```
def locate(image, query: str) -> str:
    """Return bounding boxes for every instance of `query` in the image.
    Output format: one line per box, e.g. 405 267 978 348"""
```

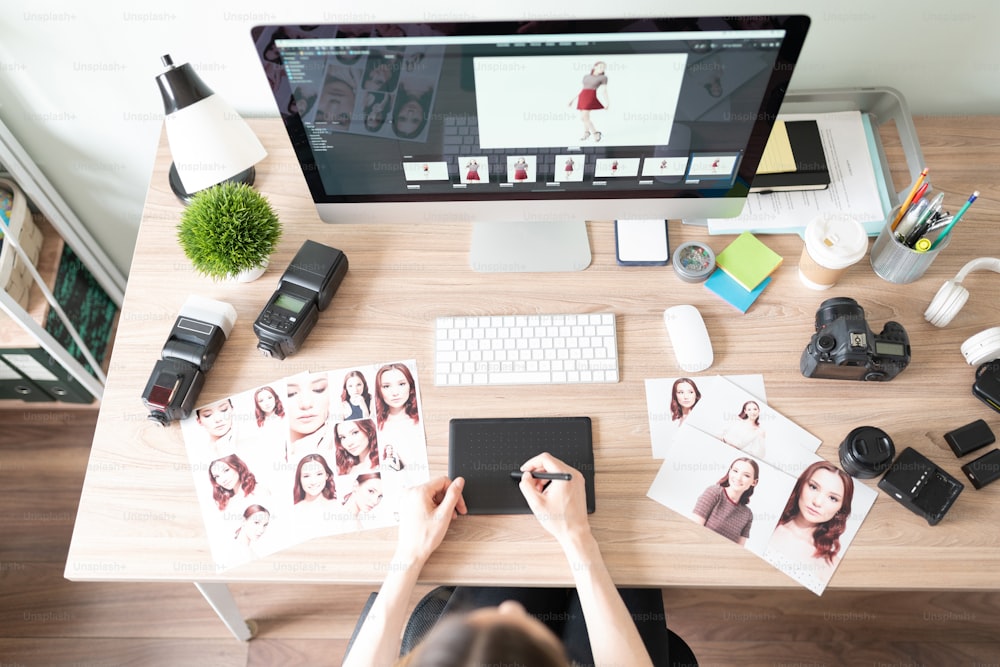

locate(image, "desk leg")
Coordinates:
194 582 255 641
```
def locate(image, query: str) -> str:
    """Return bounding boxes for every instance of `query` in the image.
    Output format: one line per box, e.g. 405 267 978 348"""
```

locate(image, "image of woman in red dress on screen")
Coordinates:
569 60 609 142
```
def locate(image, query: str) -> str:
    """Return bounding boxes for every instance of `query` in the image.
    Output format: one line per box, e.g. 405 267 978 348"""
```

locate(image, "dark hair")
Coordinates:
253 386 285 427
334 419 380 475
717 457 760 505
779 461 854 563
374 363 419 428
209 454 257 510
669 378 701 421
737 400 761 425
398 614 569 667
293 453 337 504
340 370 373 408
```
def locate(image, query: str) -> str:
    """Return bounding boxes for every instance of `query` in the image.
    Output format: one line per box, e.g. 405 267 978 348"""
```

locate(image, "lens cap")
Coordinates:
839 426 896 478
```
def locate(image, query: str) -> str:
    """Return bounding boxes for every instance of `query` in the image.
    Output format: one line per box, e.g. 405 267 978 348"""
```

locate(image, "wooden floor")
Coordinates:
3 408 999 666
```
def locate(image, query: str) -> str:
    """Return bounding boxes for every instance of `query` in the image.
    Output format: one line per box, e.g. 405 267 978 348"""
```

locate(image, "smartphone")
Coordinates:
615 219 669 266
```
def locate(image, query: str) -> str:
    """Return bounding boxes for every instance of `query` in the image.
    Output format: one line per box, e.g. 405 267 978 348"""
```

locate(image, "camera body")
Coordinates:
141 296 237 425
253 240 348 360
800 297 910 382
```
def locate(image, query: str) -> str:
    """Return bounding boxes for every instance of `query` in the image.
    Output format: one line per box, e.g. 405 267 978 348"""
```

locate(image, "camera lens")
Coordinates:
816 296 863 330
839 426 895 478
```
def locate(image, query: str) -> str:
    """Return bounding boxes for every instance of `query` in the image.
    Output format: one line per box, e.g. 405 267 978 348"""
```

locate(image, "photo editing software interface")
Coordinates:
252 17 808 208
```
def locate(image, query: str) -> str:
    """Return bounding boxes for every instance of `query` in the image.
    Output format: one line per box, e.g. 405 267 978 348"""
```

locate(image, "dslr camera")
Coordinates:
141 296 237 425
800 297 910 382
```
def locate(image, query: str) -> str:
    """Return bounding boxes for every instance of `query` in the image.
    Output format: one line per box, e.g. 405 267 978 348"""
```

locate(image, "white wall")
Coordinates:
1 0 997 277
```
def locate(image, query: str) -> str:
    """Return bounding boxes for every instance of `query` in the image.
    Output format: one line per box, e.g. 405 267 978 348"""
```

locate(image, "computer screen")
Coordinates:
251 16 810 271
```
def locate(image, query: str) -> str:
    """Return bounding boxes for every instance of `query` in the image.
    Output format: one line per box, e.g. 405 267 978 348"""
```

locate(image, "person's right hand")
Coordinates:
517 452 591 546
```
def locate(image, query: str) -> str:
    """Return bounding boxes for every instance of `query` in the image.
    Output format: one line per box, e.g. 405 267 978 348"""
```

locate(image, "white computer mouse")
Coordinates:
663 304 713 372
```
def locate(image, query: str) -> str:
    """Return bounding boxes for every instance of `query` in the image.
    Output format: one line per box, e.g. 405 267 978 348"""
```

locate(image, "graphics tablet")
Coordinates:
448 417 595 515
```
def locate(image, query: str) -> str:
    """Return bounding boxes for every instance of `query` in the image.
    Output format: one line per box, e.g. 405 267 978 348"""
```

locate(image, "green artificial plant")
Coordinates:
177 181 282 280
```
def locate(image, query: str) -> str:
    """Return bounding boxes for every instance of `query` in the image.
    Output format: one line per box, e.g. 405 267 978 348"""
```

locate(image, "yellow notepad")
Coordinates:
715 231 783 291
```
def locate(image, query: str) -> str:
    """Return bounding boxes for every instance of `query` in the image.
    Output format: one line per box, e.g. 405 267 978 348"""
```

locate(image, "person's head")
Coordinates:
363 93 389 132
363 58 396 92
341 370 372 406
238 504 270 542
315 67 357 127
401 602 570 666
209 454 257 510
334 419 379 475
780 461 854 562
392 86 432 139
738 400 761 425
717 457 759 505
286 373 330 439
253 386 285 427
591 60 606 76
293 453 337 503
669 378 701 421
374 363 419 427
346 472 383 513
196 398 234 440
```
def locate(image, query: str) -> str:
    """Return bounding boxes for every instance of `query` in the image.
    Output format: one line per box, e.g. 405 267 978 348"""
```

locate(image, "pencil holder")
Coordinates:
870 205 950 284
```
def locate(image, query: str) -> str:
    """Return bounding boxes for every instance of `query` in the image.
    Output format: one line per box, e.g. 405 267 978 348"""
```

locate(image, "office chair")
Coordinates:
344 586 698 666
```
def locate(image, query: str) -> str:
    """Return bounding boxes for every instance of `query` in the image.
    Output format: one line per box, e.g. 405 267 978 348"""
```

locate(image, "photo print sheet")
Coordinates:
681 375 821 475
645 375 766 459
645 376 877 595
180 360 429 570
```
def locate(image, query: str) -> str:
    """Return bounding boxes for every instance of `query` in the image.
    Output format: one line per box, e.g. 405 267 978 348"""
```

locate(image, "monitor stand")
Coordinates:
470 220 592 272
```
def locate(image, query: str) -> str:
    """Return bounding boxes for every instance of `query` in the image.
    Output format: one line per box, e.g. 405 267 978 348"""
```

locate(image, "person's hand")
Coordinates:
517 452 591 547
394 476 467 565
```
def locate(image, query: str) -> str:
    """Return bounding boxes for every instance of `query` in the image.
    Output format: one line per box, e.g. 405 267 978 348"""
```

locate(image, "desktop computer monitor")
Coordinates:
251 16 810 272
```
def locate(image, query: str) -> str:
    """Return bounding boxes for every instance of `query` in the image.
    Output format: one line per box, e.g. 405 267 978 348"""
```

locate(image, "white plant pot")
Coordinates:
232 260 268 283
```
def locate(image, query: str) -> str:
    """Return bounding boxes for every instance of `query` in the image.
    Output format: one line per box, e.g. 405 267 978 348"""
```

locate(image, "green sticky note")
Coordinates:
714 231 783 291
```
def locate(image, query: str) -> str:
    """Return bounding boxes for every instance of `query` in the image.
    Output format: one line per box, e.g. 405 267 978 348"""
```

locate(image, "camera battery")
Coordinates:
961 449 1000 490
944 419 995 457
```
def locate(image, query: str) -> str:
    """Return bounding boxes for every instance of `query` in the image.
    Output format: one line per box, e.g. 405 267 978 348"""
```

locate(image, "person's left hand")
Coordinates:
394 476 467 564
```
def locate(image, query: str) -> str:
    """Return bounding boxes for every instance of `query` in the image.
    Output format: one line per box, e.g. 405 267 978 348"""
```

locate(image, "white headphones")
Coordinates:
924 257 1000 365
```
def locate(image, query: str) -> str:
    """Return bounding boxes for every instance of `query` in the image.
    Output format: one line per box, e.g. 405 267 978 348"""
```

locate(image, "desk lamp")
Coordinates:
156 54 267 203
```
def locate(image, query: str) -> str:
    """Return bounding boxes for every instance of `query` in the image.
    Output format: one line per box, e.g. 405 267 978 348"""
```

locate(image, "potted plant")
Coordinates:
177 181 282 282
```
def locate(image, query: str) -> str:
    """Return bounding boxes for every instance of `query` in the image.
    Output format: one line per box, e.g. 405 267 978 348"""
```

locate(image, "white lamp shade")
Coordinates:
164 93 268 193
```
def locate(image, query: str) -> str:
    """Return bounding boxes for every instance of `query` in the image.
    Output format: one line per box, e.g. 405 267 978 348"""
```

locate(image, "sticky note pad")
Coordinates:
714 231 783 291
705 268 770 313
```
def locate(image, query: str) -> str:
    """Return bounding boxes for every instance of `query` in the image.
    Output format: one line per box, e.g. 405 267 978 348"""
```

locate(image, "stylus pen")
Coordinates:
509 471 573 481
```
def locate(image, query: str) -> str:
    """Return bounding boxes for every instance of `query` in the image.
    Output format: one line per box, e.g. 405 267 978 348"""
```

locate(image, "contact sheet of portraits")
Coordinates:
644 374 877 595
179 360 428 570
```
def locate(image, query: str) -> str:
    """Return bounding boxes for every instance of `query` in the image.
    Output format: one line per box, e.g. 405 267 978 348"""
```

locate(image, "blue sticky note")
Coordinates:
704 268 770 313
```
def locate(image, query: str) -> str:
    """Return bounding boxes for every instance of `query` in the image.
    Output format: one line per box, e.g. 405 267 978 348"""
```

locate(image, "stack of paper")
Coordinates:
644 374 878 595
705 232 783 312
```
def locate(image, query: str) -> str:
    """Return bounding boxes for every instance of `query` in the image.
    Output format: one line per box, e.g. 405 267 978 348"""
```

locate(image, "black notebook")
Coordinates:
750 120 830 193
448 417 595 515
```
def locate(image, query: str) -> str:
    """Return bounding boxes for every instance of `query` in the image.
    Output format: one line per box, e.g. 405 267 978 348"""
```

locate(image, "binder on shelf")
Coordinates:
0 347 93 403
0 354 55 402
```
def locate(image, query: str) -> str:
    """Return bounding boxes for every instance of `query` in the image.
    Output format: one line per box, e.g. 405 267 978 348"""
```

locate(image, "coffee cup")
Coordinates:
798 213 868 290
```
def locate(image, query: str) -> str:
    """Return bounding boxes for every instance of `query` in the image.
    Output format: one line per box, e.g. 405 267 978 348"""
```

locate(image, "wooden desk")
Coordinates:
66 116 1000 639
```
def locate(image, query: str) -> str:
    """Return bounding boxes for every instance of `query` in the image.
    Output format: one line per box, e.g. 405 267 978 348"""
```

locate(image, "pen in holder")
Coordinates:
870 205 951 283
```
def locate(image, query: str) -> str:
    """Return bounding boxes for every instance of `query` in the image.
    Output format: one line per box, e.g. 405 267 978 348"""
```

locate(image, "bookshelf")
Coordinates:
0 117 126 405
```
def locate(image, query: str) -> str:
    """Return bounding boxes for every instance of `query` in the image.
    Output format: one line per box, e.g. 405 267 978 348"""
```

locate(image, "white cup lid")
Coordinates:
803 214 868 270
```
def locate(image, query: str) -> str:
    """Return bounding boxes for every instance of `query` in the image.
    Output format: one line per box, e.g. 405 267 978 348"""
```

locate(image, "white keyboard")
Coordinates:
434 313 619 386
